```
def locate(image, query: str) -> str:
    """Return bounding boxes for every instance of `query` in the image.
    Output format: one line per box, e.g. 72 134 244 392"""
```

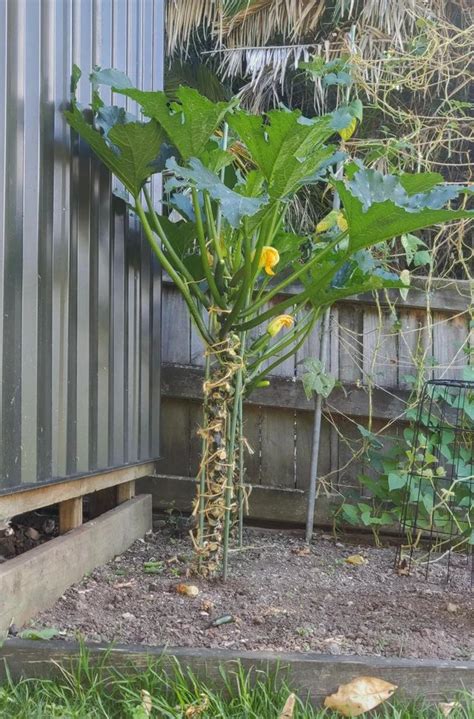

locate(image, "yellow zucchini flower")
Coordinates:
267 314 294 337
258 246 280 276
316 210 348 234
336 212 348 232
338 116 357 141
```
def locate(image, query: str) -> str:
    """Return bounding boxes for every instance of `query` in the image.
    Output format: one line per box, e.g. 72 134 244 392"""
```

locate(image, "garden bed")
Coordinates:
26 526 474 661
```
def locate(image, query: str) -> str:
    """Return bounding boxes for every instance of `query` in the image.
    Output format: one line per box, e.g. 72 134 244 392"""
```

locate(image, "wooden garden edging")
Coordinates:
0 496 152 634
1 639 473 704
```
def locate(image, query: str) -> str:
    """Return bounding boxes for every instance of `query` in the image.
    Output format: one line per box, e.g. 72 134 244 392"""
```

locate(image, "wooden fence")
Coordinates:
142 277 472 525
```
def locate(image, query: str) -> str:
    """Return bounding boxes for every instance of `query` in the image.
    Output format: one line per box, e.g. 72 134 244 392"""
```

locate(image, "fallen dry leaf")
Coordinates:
292 546 311 556
278 693 296 718
184 693 209 717
438 702 462 717
176 583 199 597
324 676 397 717
323 635 345 645
263 606 287 617
345 554 367 566
140 689 152 716
396 558 410 576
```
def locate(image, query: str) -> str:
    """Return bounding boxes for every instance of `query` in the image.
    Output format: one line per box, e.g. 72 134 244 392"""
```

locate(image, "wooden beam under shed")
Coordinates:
59 497 83 533
117 480 136 503
0 461 156 523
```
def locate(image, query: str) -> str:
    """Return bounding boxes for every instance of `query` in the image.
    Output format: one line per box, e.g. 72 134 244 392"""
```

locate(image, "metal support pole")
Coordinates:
305 308 331 542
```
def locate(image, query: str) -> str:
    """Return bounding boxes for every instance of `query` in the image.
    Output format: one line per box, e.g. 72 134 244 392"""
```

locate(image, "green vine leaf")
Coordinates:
302 358 336 400
388 472 408 491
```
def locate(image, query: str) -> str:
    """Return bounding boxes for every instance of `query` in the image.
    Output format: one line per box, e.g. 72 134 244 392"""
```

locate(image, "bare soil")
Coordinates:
29 526 474 660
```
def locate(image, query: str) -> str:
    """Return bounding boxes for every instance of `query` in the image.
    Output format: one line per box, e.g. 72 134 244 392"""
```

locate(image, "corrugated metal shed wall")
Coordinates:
0 0 164 493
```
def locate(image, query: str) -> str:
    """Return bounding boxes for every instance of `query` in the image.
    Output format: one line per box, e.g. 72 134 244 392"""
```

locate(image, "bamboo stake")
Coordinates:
198 333 212 561
237 392 245 547
222 363 244 580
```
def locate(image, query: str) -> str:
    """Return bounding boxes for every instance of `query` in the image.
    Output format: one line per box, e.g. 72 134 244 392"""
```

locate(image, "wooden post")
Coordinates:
116 480 135 504
59 497 83 534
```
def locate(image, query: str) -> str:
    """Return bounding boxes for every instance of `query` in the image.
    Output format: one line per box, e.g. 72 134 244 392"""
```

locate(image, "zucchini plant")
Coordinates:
65 66 473 576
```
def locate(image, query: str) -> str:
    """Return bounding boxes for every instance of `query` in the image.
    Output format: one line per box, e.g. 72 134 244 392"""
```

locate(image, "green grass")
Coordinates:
0 646 472 718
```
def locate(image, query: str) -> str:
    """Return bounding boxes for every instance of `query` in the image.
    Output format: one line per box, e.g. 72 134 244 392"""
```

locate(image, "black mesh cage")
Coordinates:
396 379 474 586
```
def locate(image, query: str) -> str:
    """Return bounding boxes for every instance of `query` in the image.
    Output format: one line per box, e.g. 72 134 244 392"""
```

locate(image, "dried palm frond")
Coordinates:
167 0 327 55
222 0 326 48
358 0 417 47
166 0 218 57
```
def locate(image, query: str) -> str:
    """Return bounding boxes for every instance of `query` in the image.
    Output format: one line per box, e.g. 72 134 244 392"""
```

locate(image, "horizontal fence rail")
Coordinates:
0 0 164 495
154 277 472 522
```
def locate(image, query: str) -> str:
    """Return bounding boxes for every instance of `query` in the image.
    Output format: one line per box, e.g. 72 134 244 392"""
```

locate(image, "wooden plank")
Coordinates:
295 316 321 377
0 461 156 524
267 300 296 377
363 308 398 388
260 407 295 488
335 305 363 383
241 404 262 485
338 279 471 313
295 411 331 492
398 309 428 389
116 480 135 504
333 417 364 495
59 497 83 534
161 364 410 420
139 474 317 525
0 496 152 633
162 274 471 313
188 401 203 478
2 639 474 703
432 312 469 380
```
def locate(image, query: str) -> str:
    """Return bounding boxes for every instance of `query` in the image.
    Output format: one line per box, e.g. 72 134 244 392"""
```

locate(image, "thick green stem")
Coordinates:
241 233 347 318
204 191 225 264
247 309 318 374
135 196 212 344
192 187 226 309
220 226 253 337
247 316 317 390
143 187 209 308
250 201 283 281
235 253 349 333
